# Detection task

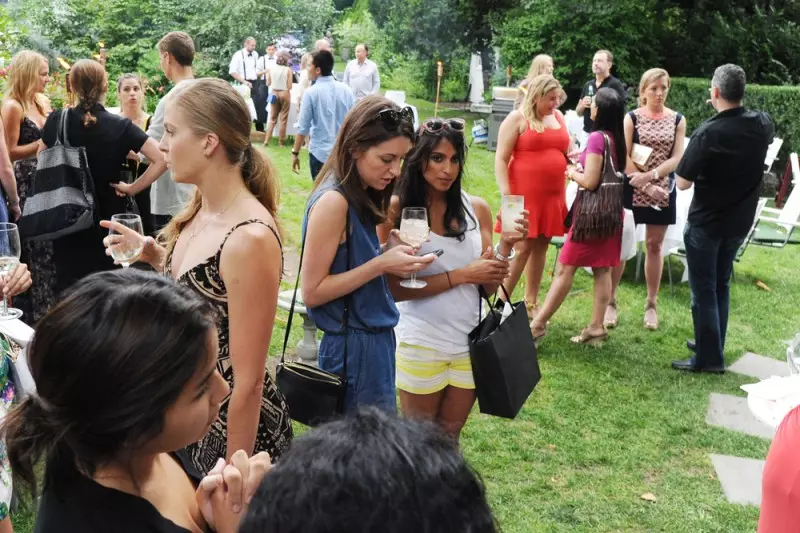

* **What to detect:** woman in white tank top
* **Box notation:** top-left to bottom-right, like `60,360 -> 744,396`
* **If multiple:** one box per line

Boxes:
378,118 -> 528,440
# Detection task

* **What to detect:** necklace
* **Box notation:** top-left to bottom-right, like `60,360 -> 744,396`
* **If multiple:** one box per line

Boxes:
187,188 -> 245,242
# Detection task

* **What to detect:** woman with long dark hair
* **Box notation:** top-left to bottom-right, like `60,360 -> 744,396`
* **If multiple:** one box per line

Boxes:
378,118 -> 527,439
301,95 -> 435,413
1,269 -> 269,532
531,87 -> 627,346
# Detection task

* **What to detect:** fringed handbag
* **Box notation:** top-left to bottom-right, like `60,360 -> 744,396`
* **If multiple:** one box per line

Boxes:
570,133 -> 624,242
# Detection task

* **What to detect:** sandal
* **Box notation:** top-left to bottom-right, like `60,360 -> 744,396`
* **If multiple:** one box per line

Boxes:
644,300 -> 658,330
530,322 -> 547,344
603,299 -> 618,329
570,327 -> 608,346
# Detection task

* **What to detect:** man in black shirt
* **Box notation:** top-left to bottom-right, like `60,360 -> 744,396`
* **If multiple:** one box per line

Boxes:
576,49 -> 627,133
672,64 -> 775,374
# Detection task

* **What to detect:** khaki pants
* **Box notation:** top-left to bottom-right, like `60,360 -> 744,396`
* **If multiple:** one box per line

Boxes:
266,90 -> 290,145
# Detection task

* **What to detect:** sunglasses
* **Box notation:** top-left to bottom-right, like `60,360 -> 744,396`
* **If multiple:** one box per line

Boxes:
421,118 -> 466,135
377,107 -> 415,129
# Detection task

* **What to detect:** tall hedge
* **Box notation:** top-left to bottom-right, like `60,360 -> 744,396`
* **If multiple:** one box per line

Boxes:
667,78 -> 800,168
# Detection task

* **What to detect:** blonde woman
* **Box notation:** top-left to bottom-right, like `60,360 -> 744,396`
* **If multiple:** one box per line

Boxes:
605,68 -> 686,330
102,78 -> 293,472
264,54 -> 293,148
495,75 -> 569,316
1,50 -> 55,323
116,73 -> 155,234
514,54 -> 554,109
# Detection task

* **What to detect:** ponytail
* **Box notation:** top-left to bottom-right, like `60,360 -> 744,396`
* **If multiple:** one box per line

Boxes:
241,143 -> 281,232
2,396 -> 61,495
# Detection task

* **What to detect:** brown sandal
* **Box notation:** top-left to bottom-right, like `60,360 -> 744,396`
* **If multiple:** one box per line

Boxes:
603,299 -> 618,329
531,321 -> 547,344
570,327 -> 608,346
644,300 -> 658,330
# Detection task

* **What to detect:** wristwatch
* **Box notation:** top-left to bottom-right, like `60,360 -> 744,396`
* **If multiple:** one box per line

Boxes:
291,151 -> 300,156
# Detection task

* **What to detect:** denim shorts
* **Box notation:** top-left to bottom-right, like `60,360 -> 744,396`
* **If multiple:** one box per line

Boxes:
318,329 -> 397,413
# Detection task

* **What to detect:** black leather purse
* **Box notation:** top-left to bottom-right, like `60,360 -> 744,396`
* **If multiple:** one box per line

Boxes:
275,212 -> 350,426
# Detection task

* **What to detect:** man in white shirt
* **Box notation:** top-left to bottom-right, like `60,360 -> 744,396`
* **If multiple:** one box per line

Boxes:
147,32 -> 196,231
343,43 -> 380,100
229,37 -> 262,130
254,43 -> 277,133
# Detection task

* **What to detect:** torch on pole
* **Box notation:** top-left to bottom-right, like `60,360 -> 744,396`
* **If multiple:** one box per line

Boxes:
434,61 -> 443,118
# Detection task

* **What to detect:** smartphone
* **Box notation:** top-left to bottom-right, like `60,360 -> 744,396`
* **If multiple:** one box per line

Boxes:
431,249 -> 444,257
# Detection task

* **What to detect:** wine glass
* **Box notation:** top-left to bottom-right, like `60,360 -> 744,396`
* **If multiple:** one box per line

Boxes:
108,213 -> 144,268
0,223 -> 23,320
649,175 -> 676,212
398,207 -> 430,289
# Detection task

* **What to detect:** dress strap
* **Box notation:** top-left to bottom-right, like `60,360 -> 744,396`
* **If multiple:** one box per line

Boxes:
217,219 -> 284,273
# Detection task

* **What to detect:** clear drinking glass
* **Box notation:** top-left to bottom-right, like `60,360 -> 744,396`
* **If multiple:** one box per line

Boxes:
108,213 -> 144,268
0,223 -> 23,320
398,207 -> 430,289
501,194 -> 525,233
649,176 -> 676,212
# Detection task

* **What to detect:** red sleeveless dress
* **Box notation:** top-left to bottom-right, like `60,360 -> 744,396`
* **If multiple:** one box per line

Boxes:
495,112 -> 569,238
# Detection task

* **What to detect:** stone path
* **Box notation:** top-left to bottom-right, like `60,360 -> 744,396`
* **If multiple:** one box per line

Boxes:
704,352 -> 789,508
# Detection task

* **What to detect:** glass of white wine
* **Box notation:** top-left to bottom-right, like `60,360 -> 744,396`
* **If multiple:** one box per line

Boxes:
0,223 -> 23,320
108,213 -> 144,268
398,207 -> 430,289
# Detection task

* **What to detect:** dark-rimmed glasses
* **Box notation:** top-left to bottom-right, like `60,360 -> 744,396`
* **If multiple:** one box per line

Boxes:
421,118 -> 466,135
377,107 -> 415,129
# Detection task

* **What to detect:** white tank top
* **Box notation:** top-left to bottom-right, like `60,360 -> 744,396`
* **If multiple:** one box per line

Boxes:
395,193 -> 483,354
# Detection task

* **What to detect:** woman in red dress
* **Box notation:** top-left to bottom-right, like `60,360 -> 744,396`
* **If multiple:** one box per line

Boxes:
759,404 -> 800,532
531,88 -> 627,346
495,74 -> 569,317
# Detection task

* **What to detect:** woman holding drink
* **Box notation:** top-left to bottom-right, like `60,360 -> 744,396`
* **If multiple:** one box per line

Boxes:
301,96 -> 435,413
378,117 -> 528,440
495,75 -> 570,318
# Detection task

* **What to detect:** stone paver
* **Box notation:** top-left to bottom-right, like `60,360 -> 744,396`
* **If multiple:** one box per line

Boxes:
709,454 -> 765,506
729,352 -> 790,380
706,393 -> 775,440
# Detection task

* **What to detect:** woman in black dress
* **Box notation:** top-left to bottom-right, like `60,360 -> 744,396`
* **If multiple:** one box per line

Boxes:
39,59 -> 167,293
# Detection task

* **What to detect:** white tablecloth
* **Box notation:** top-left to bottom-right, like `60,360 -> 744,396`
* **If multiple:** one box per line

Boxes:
268,85 -> 301,137
742,374 -> 800,428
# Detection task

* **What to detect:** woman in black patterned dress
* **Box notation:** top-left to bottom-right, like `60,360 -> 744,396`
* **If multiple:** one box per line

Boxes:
103,78 -> 292,473
1,50 -> 57,324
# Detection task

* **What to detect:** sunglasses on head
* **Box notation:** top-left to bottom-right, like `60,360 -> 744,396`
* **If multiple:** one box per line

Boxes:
421,118 -> 466,135
377,107 -> 415,129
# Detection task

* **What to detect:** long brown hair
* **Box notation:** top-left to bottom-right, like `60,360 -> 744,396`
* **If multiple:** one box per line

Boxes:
313,95 -> 415,223
69,59 -> 107,127
4,50 -> 48,116
159,78 -> 280,251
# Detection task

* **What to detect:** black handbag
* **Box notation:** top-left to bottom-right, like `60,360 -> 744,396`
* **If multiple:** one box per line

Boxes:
570,133 -> 624,242
468,286 -> 541,419
275,212 -> 349,426
19,109 -> 97,241
623,111 -> 682,210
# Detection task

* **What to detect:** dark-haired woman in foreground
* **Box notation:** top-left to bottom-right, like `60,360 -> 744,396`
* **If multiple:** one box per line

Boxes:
239,408 -> 499,533
531,87 -> 627,346
378,117 -> 527,439
1,270 -> 269,533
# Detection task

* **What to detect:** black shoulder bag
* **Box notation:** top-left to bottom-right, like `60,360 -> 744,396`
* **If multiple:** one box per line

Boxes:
275,211 -> 349,426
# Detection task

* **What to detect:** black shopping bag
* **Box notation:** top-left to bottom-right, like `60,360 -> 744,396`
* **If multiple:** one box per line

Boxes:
468,288 -> 541,419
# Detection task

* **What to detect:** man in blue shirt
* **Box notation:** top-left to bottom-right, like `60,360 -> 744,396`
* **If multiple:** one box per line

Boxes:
291,50 -> 355,180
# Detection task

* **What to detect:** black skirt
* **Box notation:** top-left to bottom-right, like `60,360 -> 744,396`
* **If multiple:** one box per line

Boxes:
631,187 -> 677,226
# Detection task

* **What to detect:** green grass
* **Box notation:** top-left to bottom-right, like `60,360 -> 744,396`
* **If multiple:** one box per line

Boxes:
12,101 -> 800,532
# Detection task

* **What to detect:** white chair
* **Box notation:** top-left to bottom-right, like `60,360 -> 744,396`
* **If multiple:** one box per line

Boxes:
753,153 -> 800,248
764,137 -> 784,173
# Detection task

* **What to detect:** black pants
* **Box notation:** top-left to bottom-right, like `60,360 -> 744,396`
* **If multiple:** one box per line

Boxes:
152,214 -> 172,235
252,79 -> 267,131
310,153 -> 324,181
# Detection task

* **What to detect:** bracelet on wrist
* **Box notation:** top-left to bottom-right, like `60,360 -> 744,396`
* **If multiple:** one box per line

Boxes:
493,243 -> 516,262
445,271 -> 453,289
292,151 -> 300,156
652,169 -> 659,181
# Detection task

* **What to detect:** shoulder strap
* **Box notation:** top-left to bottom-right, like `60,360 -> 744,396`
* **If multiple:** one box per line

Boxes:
57,108 -> 70,147
601,133 -> 620,177
218,219 -> 283,272
280,202 -> 350,380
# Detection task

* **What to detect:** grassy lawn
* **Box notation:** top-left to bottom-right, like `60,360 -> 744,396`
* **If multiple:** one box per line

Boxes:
12,99 -> 800,532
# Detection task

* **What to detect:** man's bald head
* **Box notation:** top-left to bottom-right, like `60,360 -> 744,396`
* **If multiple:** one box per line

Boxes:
315,39 -> 331,52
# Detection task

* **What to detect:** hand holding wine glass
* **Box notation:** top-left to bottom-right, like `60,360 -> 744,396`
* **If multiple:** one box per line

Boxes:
0,223 -> 24,320
398,207 -> 430,289
106,214 -> 145,268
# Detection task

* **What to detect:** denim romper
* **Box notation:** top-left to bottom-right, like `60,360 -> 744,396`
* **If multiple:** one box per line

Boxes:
302,180 -> 400,412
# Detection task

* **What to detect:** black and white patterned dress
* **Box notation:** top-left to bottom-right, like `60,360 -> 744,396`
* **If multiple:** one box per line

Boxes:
165,219 -> 292,473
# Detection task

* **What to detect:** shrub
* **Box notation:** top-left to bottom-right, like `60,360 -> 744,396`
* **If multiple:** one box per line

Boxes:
667,77 -> 800,169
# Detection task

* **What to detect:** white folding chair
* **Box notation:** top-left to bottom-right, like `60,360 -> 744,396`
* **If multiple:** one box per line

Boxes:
764,138 -> 784,174
753,153 -> 800,248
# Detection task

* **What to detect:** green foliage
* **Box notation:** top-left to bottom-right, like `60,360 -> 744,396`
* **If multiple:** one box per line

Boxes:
667,77 -> 800,166
0,5 -> 22,66
496,0 -> 661,90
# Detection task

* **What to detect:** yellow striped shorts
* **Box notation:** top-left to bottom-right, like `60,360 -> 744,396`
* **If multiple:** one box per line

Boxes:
395,342 -> 475,395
